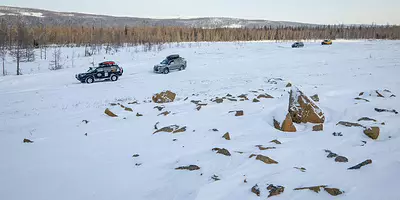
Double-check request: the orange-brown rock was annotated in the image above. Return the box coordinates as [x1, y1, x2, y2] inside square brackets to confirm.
[363, 127, 379, 140]
[281, 113, 297, 132]
[105, 108, 118, 117]
[312, 124, 323, 131]
[288, 87, 325, 123]
[152, 90, 176, 103]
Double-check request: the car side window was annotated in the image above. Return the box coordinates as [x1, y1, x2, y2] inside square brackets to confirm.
[96, 67, 104, 72]
[104, 67, 112, 73]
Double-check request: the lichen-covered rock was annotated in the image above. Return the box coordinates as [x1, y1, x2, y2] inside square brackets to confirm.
[212, 148, 231, 156]
[358, 117, 377, 122]
[251, 184, 261, 196]
[153, 125, 186, 134]
[335, 156, 348, 163]
[324, 188, 344, 196]
[310, 94, 319, 102]
[23, 138, 34, 143]
[363, 127, 380, 140]
[288, 87, 325, 123]
[222, 132, 231, 140]
[267, 184, 285, 197]
[270, 139, 281, 144]
[253, 98, 260, 103]
[124, 107, 133, 112]
[273, 118, 281, 130]
[255, 145, 276, 150]
[105, 108, 118, 117]
[257, 94, 274, 99]
[281, 113, 297, 132]
[152, 90, 176, 103]
[312, 124, 323, 131]
[249, 154, 278, 164]
[348, 159, 372, 170]
[294, 185, 327, 193]
[175, 165, 200, 171]
[158, 111, 171, 116]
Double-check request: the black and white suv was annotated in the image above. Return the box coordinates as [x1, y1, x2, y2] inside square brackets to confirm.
[75, 61, 123, 84]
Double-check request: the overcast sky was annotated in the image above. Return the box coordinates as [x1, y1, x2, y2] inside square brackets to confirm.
[2, 0, 399, 25]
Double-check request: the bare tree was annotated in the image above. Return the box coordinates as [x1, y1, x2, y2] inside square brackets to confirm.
[49, 47, 62, 70]
[0, 19, 7, 76]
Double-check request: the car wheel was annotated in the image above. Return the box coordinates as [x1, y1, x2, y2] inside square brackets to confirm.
[163, 68, 169, 74]
[86, 77, 94, 84]
[179, 65, 185, 71]
[110, 74, 118, 81]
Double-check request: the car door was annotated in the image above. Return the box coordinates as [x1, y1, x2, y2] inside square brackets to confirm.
[95, 67, 105, 79]
[169, 59, 178, 70]
[103, 66, 112, 78]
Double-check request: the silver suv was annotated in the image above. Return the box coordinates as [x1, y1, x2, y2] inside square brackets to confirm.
[154, 54, 187, 74]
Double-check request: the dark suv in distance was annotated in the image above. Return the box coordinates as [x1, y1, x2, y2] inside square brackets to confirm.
[75, 61, 123, 84]
[153, 54, 187, 74]
[292, 42, 304, 48]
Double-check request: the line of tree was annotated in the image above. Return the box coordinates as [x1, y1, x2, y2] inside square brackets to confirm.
[1, 17, 400, 75]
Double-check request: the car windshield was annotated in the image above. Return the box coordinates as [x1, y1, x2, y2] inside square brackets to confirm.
[160, 59, 169, 64]
[87, 67, 96, 73]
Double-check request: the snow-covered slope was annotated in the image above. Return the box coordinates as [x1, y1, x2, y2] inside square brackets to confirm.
[0, 40, 400, 200]
[0, 6, 314, 28]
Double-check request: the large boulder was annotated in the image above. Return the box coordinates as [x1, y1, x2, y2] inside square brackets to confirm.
[363, 127, 380, 140]
[152, 90, 176, 103]
[288, 87, 325, 124]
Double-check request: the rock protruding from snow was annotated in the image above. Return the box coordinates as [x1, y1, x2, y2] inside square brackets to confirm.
[153, 125, 186, 134]
[267, 184, 285, 197]
[270, 139, 281, 144]
[251, 184, 260, 196]
[324, 188, 344, 196]
[288, 87, 325, 124]
[23, 138, 34, 143]
[348, 159, 372, 170]
[363, 127, 380, 140]
[222, 132, 231, 140]
[175, 165, 200, 171]
[249, 154, 278, 164]
[336, 121, 364, 128]
[294, 185, 344, 196]
[152, 90, 176, 103]
[312, 124, 323, 131]
[281, 113, 297, 132]
[310, 94, 319, 102]
[104, 108, 118, 117]
[212, 148, 231, 156]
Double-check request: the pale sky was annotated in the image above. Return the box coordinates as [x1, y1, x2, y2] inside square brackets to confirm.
[2, 0, 400, 25]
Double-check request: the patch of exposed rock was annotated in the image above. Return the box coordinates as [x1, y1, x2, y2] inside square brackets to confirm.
[348, 159, 372, 170]
[310, 94, 319, 102]
[267, 184, 285, 197]
[153, 125, 186, 134]
[249, 154, 278, 164]
[23, 138, 34, 143]
[105, 108, 118, 117]
[175, 165, 200, 171]
[281, 113, 297, 132]
[255, 145, 276, 150]
[222, 132, 231, 140]
[336, 121, 365, 128]
[270, 139, 281, 144]
[212, 148, 231, 156]
[289, 87, 325, 123]
[251, 184, 261, 196]
[257, 94, 274, 99]
[364, 127, 380, 140]
[152, 91, 176, 103]
[312, 124, 323, 131]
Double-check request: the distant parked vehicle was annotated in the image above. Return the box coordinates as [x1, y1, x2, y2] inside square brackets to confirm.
[292, 42, 304, 48]
[321, 39, 333, 45]
[153, 54, 187, 74]
[75, 61, 123, 84]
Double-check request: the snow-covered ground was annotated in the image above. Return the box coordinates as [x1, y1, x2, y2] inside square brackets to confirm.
[0, 40, 399, 200]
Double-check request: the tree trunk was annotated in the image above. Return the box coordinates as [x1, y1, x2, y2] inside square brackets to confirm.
[16, 48, 20, 75]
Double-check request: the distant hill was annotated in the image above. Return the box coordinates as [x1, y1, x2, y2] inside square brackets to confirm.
[0, 6, 316, 28]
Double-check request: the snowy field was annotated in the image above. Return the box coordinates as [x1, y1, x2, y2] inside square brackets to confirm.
[1, 40, 400, 200]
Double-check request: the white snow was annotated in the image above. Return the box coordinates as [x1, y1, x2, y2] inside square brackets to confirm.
[0, 40, 400, 200]
[19, 11, 44, 17]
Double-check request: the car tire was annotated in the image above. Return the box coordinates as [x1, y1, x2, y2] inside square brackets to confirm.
[110, 74, 118, 81]
[179, 65, 185, 71]
[86, 77, 94, 84]
[163, 68, 169, 74]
